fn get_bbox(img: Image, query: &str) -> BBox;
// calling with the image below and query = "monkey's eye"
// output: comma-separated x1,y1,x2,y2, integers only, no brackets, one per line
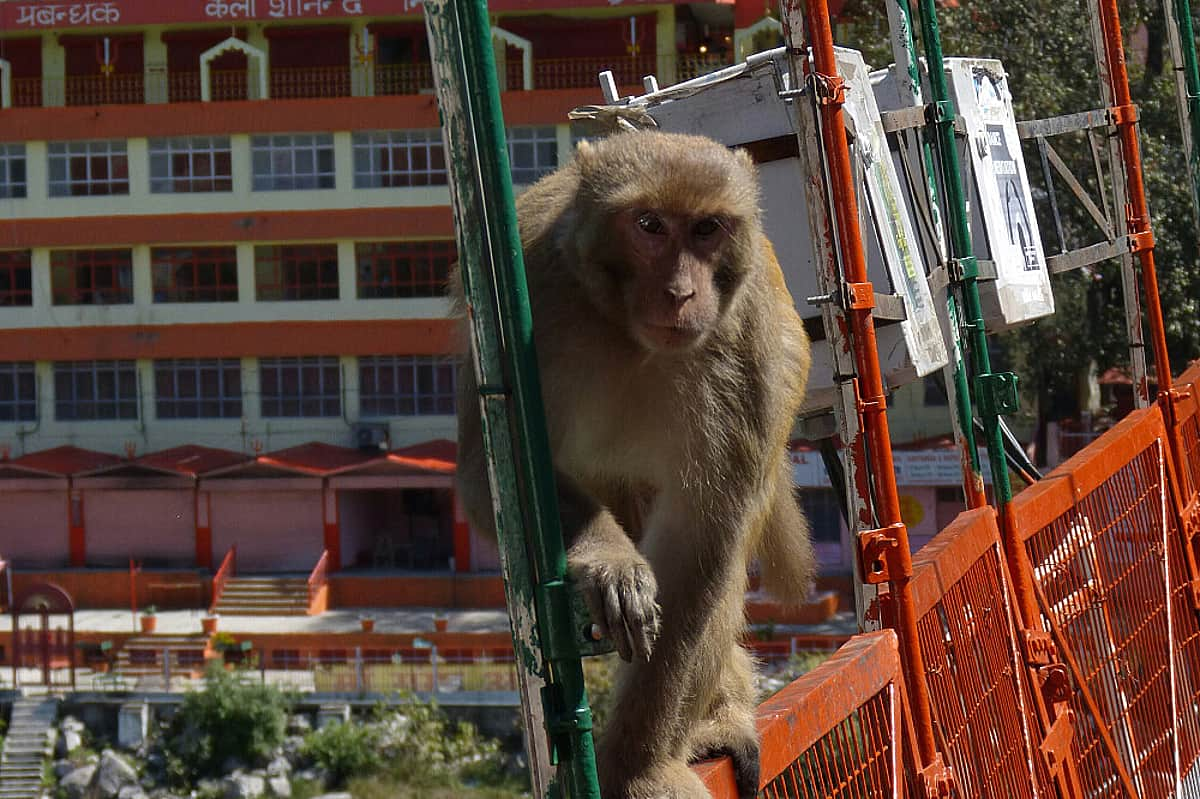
692,217,724,238
636,212,667,235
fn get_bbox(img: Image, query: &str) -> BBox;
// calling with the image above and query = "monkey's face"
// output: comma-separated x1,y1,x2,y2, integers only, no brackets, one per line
615,207,734,353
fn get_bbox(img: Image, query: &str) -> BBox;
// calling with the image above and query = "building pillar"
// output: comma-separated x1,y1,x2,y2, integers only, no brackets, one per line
246,25,270,99
144,27,168,103
451,491,471,573
68,488,85,567
322,482,341,570
41,31,65,106
348,19,373,97
654,6,676,86
195,489,212,569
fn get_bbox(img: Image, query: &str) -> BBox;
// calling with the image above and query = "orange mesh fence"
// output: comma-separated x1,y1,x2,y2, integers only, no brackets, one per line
908,508,1051,799
1013,406,1178,797
1171,365,1200,791
698,631,906,799
1170,364,1200,505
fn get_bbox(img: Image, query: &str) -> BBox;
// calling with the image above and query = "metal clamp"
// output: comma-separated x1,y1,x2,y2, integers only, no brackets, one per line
1021,629,1056,667
974,372,1021,418
1128,228,1155,253
1039,708,1076,777
857,522,908,585
927,99,956,125
843,280,875,311
918,753,954,799
1038,662,1073,706
946,255,979,283
1108,103,1140,127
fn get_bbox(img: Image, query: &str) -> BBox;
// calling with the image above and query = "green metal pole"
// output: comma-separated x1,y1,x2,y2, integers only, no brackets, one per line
1168,0,1200,237
886,0,988,509
915,1,1035,626
422,2,600,797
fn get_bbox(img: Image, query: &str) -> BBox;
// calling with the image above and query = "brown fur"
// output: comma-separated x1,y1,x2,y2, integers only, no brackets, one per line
454,130,814,799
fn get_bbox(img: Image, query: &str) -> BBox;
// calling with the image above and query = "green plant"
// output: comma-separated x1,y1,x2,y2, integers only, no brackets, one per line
210,631,238,651
142,605,157,616
302,720,382,788
162,662,288,784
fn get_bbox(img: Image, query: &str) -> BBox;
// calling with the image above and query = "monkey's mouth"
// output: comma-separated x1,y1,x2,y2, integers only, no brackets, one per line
638,323,706,352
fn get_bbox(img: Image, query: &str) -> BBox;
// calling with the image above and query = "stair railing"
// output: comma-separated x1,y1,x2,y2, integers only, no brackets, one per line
210,545,236,613
307,549,330,614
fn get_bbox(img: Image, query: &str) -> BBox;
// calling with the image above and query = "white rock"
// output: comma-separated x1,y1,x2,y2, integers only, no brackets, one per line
118,786,150,799
56,728,84,757
60,765,96,799
266,756,290,777
267,776,292,798
92,750,139,798
222,773,266,799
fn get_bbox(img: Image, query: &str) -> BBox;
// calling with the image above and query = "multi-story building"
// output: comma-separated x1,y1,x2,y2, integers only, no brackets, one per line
0,0,964,618
0,0,810,610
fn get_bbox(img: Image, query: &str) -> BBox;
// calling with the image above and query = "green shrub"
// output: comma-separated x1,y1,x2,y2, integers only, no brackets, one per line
302,720,382,787
163,662,289,783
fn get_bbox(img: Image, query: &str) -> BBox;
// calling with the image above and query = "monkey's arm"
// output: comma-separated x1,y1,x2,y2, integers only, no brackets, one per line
456,360,660,663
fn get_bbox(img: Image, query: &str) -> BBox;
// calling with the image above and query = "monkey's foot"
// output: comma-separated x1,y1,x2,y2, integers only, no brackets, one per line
688,727,760,799
602,759,714,799
570,551,661,662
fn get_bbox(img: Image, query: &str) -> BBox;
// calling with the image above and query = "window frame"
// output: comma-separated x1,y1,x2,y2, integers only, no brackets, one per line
154,358,243,419
53,360,139,421
352,130,447,188
47,140,130,197
254,244,340,301
0,250,33,306
250,133,335,191
0,361,37,422
259,356,342,418
358,354,457,417
0,143,27,199
507,126,558,185
149,136,233,193
355,240,455,299
50,249,134,306
151,246,239,303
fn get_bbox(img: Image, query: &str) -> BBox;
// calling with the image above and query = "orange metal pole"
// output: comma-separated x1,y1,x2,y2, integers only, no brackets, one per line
1096,0,1172,389
801,0,942,780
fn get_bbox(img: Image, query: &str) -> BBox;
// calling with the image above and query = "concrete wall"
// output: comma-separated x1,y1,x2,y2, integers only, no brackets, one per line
84,489,193,567
0,491,68,568
210,489,323,572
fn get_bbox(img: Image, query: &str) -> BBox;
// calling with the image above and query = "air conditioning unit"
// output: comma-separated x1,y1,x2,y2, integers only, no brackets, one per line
354,423,389,453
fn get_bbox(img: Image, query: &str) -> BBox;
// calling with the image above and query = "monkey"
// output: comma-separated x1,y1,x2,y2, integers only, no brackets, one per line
454,129,814,799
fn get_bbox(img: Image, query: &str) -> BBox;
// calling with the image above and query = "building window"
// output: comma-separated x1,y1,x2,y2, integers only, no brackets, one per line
152,247,238,303
54,360,138,421
0,144,27,199
352,130,447,188
0,362,37,422
251,134,335,191
923,375,948,407
508,126,558,185
355,241,454,299
797,488,843,543
48,140,129,197
260,356,341,417
154,359,242,419
254,244,339,301
50,249,133,305
0,250,33,306
149,136,233,193
359,355,456,417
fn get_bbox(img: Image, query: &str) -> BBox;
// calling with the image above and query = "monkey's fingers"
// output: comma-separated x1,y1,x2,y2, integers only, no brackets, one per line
602,581,636,662
619,574,659,663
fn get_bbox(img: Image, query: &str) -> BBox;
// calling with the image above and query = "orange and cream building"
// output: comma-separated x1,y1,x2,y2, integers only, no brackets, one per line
0,0,819,612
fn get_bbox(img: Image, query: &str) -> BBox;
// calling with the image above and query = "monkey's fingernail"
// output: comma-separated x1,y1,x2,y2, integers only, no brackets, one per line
588,624,604,641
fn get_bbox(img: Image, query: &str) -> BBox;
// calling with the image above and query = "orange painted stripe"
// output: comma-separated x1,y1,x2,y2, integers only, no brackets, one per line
0,207,456,249
0,319,457,360
0,88,604,142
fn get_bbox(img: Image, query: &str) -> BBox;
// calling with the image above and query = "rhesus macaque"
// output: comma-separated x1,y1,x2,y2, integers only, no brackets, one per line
455,129,814,799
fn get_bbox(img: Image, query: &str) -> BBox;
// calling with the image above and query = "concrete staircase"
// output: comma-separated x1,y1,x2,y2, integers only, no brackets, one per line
115,634,209,682
0,695,58,799
212,576,310,616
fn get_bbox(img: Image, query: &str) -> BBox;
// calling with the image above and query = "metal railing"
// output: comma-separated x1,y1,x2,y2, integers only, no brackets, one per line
307,549,329,614
209,545,236,614
166,69,250,103
270,65,351,99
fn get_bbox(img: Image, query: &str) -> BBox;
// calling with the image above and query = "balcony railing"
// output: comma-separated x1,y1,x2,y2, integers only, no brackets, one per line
3,54,734,108
168,69,250,103
271,65,351,100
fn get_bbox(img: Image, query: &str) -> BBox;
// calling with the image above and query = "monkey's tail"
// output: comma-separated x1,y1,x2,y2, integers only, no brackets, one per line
754,477,817,607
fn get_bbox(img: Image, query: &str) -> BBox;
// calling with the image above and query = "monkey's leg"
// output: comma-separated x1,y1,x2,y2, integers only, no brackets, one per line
685,639,760,799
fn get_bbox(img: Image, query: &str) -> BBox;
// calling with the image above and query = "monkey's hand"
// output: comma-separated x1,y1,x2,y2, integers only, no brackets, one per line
570,542,661,663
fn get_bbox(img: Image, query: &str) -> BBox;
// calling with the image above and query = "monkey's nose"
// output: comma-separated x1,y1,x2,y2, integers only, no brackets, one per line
664,287,696,308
